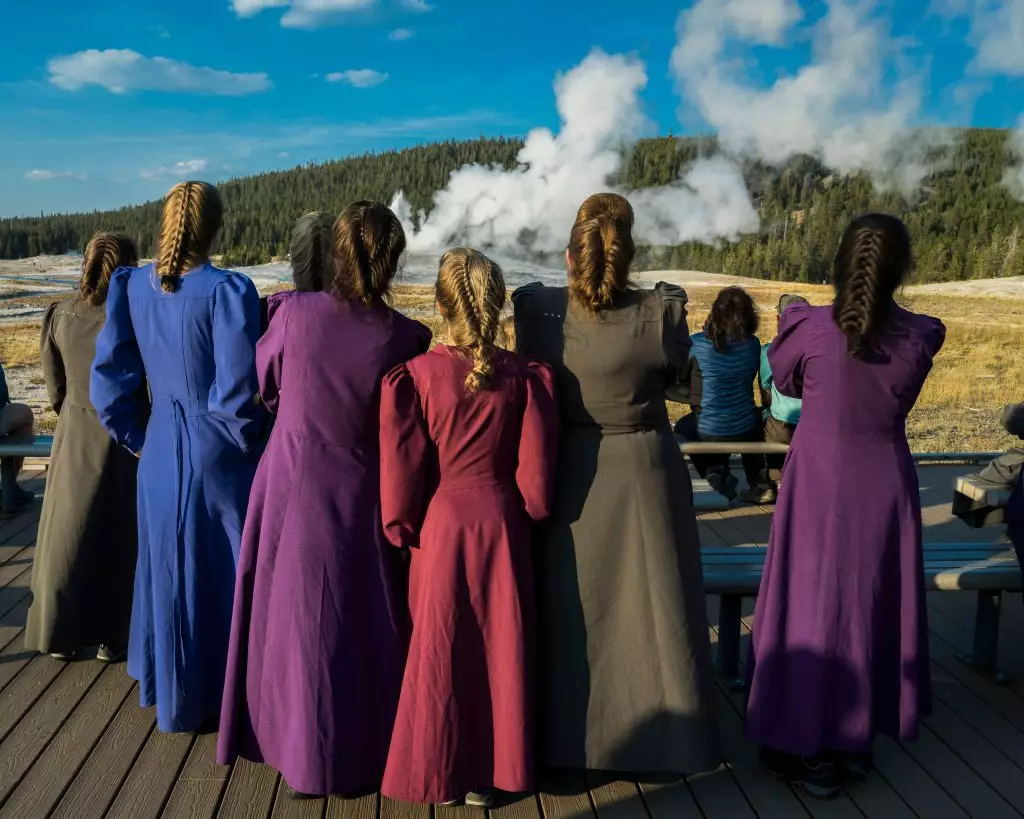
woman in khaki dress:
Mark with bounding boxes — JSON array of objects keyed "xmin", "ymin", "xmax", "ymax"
[{"xmin": 512, "ymin": 193, "xmax": 719, "ymax": 775}]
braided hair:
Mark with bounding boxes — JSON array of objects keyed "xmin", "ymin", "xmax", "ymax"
[
  {"xmin": 289, "ymin": 211, "xmax": 336, "ymax": 292},
  {"xmin": 706, "ymin": 286, "xmax": 759, "ymax": 352},
  {"xmin": 567, "ymin": 192, "xmax": 635, "ymax": 313},
  {"xmin": 80, "ymin": 232, "xmax": 138, "ymax": 305},
  {"xmin": 330, "ymin": 201, "xmax": 405, "ymax": 305},
  {"xmin": 832, "ymin": 213, "xmax": 912, "ymax": 357},
  {"xmin": 435, "ymin": 247, "xmax": 507, "ymax": 393},
  {"xmin": 156, "ymin": 181, "xmax": 224, "ymax": 293}
]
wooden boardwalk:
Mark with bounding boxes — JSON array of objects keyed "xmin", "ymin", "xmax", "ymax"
[{"xmin": 1, "ymin": 463, "xmax": 1023, "ymax": 819}]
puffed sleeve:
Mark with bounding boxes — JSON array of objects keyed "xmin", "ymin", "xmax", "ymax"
[
  {"xmin": 255, "ymin": 292, "xmax": 290, "ymax": 415},
  {"xmin": 380, "ymin": 363, "xmax": 432, "ymax": 548},
  {"xmin": 918, "ymin": 315, "xmax": 946, "ymax": 359},
  {"xmin": 516, "ymin": 360, "xmax": 559, "ymax": 522},
  {"xmin": 766, "ymin": 303, "xmax": 814, "ymax": 399},
  {"xmin": 411, "ymin": 319, "xmax": 432, "ymax": 355},
  {"xmin": 658, "ymin": 283, "xmax": 694, "ymax": 404},
  {"xmin": 91, "ymin": 268, "xmax": 147, "ymax": 454},
  {"xmin": 510, "ymin": 282, "xmax": 545, "ymax": 356},
  {"xmin": 40, "ymin": 302, "xmax": 66, "ymax": 414},
  {"xmin": 209, "ymin": 273, "xmax": 264, "ymax": 455}
]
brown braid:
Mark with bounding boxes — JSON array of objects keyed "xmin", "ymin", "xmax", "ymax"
[
  {"xmin": 567, "ymin": 192, "xmax": 635, "ymax": 313},
  {"xmin": 156, "ymin": 181, "xmax": 224, "ymax": 293},
  {"xmin": 832, "ymin": 213, "xmax": 912, "ymax": 357},
  {"xmin": 435, "ymin": 247, "xmax": 507, "ymax": 393},
  {"xmin": 330, "ymin": 200, "xmax": 405, "ymax": 305},
  {"xmin": 289, "ymin": 211, "xmax": 336, "ymax": 292},
  {"xmin": 80, "ymin": 232, "xmax": 138, "ymax": 305}
]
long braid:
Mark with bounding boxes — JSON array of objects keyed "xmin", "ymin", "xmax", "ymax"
[
  {"xmin": 80, "ymin": 232, "xmax": 138, "ymax": 305},
  {"xmin": 567, "ymin": 193, "xmax": 635, "ymax": 314},
  {"xmin": 160, "ymin": 183, "xmax": 193, "ymax": 292},
  {"xmin": 289, "ymin": 211, "xmax": 336, "ymax": 291},
  {"xmin": 330, "ymin": 200, "xmax": 405, "ymax": 305},
  {"xmin": 156, "ymin": 181, "xmax": 224, "ymax": 293}
]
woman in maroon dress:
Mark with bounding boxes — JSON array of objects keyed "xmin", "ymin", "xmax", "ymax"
[{"xmin": 379, "ymin": 248, "xmax": 559, "ymax": 807}]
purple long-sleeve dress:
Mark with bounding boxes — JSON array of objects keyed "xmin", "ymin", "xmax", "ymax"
[
  {"xmin": 217, "ymin": 291, "xmax": 430, "ymax": 796},
  {"xmin": 745, "ymin": 303, "xmax": 945, "ymax": 755}
]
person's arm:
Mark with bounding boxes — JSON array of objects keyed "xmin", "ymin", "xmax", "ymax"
[
  {"xmin": 209, "ymin": 274, "xmax": 264, "ymax": 454},
  {"xmin": 766, "ymin": 306, "xmax": 813, "ymax": 399},
  {"xmin": 1002, "ymin": 402, "xmax": 1024, "ymax": 439},
  {"xmin": 658, "ymin": 283, "xmax": 697, "ymax": 404},
  {"xmin": 515, "ymin": 360, "xmax": 559, "ymax": 522},
  {"xmin": 40, "ymin": 302, "xmax": 67, "ymax": 415},
  {"xmin": 90, "ymin": 268, "xmax": 147, "ymax": 454},
  {"xmin": 255, "ymin": 293, "xmax": 289, "ymax": 415},
  {"xmin": 758, "ymin": 344, "xmax": 773, "ymax": 410}
]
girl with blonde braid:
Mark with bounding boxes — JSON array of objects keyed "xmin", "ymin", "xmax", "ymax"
[
  {"xmin": 91, "ymin": 182, "xmax": 264, "ymax": 733},
  {"xmin": 379, "ymin": 248, "xmax": 558, "ymax": 807},
  {"xmin": 27, "ymin": 232, "xmax": 146, "ymax": 663}
]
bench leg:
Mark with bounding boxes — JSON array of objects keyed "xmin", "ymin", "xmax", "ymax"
[
  {"xmin": 955, "ymin": 590, "xmax": 1013, "ymax": 685},
  {"xmin": 716, "ymin": 594, "xmax": 746, "ymax": 691},
  {"xmin": 0, "ymin": 458, "xmax": 17, "ymax": 517}
]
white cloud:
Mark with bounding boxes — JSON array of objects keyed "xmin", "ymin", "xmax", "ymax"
[
  {"xmin": 139, "ymin": 159, "xmax": 211, "ymax": 180},
  {"xmin": 960, "ymin": 0, "xmax": 1024, "ymax": 75},
  {"xmin": 278, "ymin": 151, "xmax": 291, "ymax": 158},
  {"xmin": 326, "ymin": 69, "xmax": 389, "ymax": 87},
  {"xmin": 47, "ymin": 49, "xmax": 271, "ymax": 96},
  {"xmin": 230, "ymin": 0, "xmax": 375, "ymax": 27},
  {"xmin": 389, "ymin": 27, "xmax": 414, "ymax": 40},
  {"xmin": 400, "ymin": 0, "xmax": 433, "ymax": 10},
  {"xmin": 25, "ymin": 170, "xmax": 86, "ymax": 181}
]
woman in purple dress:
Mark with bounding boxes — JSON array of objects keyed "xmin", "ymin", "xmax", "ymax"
[
  {"xmin": 745, "ymin": 214, "xmax": 945, "ymax": 798},
  {"xmin": 217, "ymin": 201, "xmax": 431, "ymax": 799}
]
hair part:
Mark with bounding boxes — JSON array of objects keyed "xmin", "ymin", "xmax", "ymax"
[
  {"xmin": 832, "ymin": 212, "xmax": 912, "ymax": 357},
  {"xmin": 80, "ymin": 232, "xmax": 139, "ymax": 306},
  {"xmin": 435, "ymin": 247, "xmax": 507, "ymax": 393},
  {"xmin": 567, "ymin": 192, "xmax": 635, "ymax": 313},
  {"xmin": 330, "ymin": 200, "xmax": 406, "ymax": 305},
  {"xmin": 290, "ymin": 211, "xmax": 336, "ymax": 292},
  {"xmin": 156, "ymin": 181, "xmax": 224, "ymax": 293},
  {"xmin": 706, "ymin": 286, "xmax": 759, "ymax": 352}
]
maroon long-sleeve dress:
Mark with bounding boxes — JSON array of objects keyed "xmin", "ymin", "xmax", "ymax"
[{"xmin": 379, "ymin": 346, "xmax": 558, "ymax": 804}]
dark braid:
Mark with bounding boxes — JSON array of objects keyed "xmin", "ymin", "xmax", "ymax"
[
  {"xmin": 289, "ymin": 211, "xmax": 335, "ymax": 292},
  {"xmin": 832, "ymin": 213, "xmax": 912, "ymax": 357}
]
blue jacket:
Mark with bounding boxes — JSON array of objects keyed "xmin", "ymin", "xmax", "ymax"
[{"xmin": 689, "ymin": 332, "xmax": 761, "ymax": 437}]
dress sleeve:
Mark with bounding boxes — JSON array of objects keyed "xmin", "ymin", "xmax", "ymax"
[
  {"xmin": 766, "ymin": 304, "xmax": 814, "ymax": 399},
  {"xmin": 516, "ymin": 360, "xmax": 559, "ymax": 522},
  {"xmin": 379, "ymin": 363, "xmax": 432, "ymax": 548},
  {"xmin": 91, "ymin": 268, "xmax": 147, "ymax": 454},
  {"xmin": 255, "ymin": 292, "xmax": 289, "ymax": 415},
  {"xmin": 510, "ymin": 282, "xmax": 544, "ymax": 355},
  {"xmin": 658, "ymin": 283, "xmax": 694, "ymax": 404},
  {"xmin": 40, "ymin": 302, "xmax": 66, "ymax": 414},
  {"xmin": 210, "ymin": 274, "xmax": 264, "ymax": 455}
]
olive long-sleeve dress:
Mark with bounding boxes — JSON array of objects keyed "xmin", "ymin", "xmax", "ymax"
[
  {"xmin": 25, "ymin": 298, "xmax": 146, "ymax": 655},
  {"xmin": 512, "ymin": 281, "xmax": 719, "ymax": 774}
]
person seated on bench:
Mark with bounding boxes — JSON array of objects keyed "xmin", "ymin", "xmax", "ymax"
[
  {"xmin": 675, "ymin": 286, "xmax": 763, "ymax": 501},
  {"xmin": 0, "ymin": 360, "xmax": 36, "ymax": 508},
  {"xmin": 745, "ymin": 294, "xmax": 810, "ymax": 504}
]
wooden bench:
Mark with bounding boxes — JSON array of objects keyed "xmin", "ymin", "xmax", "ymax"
[
  {"xmin": 0, "ymin": 434, "xmax": 53, "ymax": 515},
  {"xmin": 704, "ymin": 542, "xmax": 1023, "ymax": 689},
  {"xmin": 953, "ymin": 473, "xmax": 1014, "ymax": 528}
]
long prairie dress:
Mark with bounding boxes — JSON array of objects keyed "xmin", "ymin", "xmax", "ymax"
[
  {"xmin": 512, "ymin": 282, "xmax": 719, "ymax": 774},
  {"xmin": 379, "ymin": 347, "xmax": 558, "ymax": 804},
  {"xmin": 218, "ymin": 291, "xmax": 431, "ymax": 796},
  {"xmin": 745, "ymin": 303, "xmax": 946, "ymax": 754},
  {"xmin": 25, "ymin": 298, "xmax": 145, "ymax": 655},
  {"xmin": 91, "ymin": 263, "xmax": 263, "ymax": 733}
]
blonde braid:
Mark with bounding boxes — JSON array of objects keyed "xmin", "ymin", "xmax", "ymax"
[
  {"xmin": 81, "ymin": 232, "xmax": 139, "ymax": 305},
  {"xmin": 156, "ymin": 181, "xmax": 224, "ymax": 293}
]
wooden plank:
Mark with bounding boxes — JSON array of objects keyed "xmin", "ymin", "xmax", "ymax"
[
  {"xmin": 0, "ymin": 565, "xmax": 31, "ymax": 622},
  {"xmin": 0, "ymin": 665, "xmax": 133, "ymax": 817},
  {"xmin": 272, "ymin": 783, "xmax": 328, "ymax": 819},
  {"xmin": 871, "ymin": 738, "xmax": 970, "ymax": 819},
  {"xmin": 379, "ymin": 795, "xmax": 429, "ymax": 819},
  {"xmin": 0, "ymin": 656, "xmax": 105, "ymax": 805},
  {"xmin": 686, "ymin": 764, "xmax": 758, "ymax": 819},
  {"xmin": 489, "ymin": 792, "xmax": 543, "ymax": 819},
  {"xmin": 0, "ymin": 597, "xmax": 30, "ymax": 654},
  {"xmin": 537, "ymin": 769, "xmax": 593, "ymax": 819},
  {"xmin": 217, "ymin": 758, "xmax": 280, "ymax": 819},
  {"xmin": 0, "ymin": 520, "xmax": 38, "ymax": 566},
  {"xmin": 162, "ymin": 731, "xmax": 231, "ymax": 819},
  {"xmin": 104, "ymin": 728, "xmax": 196, "ymax": 819},
  {"xmin": 51, "ymin": 691, "xmax": 156, "ymax": 819},
  {"xmin": 0, "ymin": 653, "xmax": 68, "ymax": 740},
  {"xmin": 637, "ymin": 780, "xmax": 702, "ymax": 819},
  {"xmin": 435, "ymin": 799, "xmax": 479, "ymax": 819},
  {"xmin": 325, "ymin": 792, "xmax": 378, "ymax": 819},
  {"xmin": 584, "ymin": 774, "xmax": 648, "ymax": 819}
]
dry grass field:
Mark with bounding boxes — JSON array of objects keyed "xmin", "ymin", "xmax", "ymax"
[{"xmin": 2, "ymin": 280, "xmax": 1020, "ymax": 453}]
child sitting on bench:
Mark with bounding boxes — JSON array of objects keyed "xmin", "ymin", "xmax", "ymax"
[{"xmin": 0, "ymin": 361, "xmax": 36, "ymax": 507}]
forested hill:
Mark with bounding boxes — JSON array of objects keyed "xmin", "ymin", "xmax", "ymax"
[{"xmin": 3, "ymin": 129, "xmax": 1024, "ymax": 283}]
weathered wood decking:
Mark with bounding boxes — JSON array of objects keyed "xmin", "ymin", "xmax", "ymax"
[{"xmin": 1, "ymin": 464, "xmax": 1023, "ymax": 819}]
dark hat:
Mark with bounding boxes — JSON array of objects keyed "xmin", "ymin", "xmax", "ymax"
[{"xmin": 777, "ymin": 294, "xmax": 809, "ymax": 315}]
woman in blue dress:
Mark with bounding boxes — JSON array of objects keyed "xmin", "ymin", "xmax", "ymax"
[{"xmin": 91, "ymin": 181, "xmax": 263, "ymax": 733}]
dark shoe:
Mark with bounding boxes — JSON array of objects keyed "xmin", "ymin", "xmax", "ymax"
[
  {"xmin": 739, "ymin": 483, "xmax": 778, "ymax": 505},
  {"xmin": 96, "ymin": 645, "xmax": 126, "ymax": 663},
  {"xmin": 465, "ymin": 790, "xmax": 494, "ymax": 808},
  {"xmin": 706, "ymin": 469, "xmax": 739, "ymax": 502},
  {"xmin": 760, "ymin": 748, "xmax": 841, "ymax": 800},
  {"xmin": 49, "ymin": 650, "xmax": 77, "ymax": 661},
  {"xmin": 831, "ymin": 751, "xmax": 873, "ymax": 783}
]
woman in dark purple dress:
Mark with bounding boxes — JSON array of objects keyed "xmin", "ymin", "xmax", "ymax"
[
  {"xmin": 217, "ymin": 201, "xmax": 431, "ymax": 798},
  {"xmin": 745, "ymin": 214, "xmax": 945, "ymax": 798}
]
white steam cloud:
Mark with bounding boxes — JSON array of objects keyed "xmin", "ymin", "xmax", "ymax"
[{"xmin": 392, "ymin": 50, "xmax": 758, "ymax": 255}]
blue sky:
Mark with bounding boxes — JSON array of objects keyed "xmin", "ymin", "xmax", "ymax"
[{"xmin": 0, "ymin": 0, "xmax": 1022, "ymax": 218}]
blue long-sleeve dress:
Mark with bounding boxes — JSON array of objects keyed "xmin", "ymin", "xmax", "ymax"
[{"xmin": 91, "ymin": 263, "xmax": 263, "ymax": 733}]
